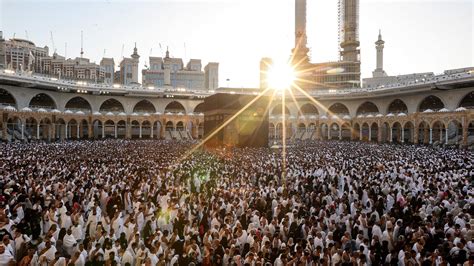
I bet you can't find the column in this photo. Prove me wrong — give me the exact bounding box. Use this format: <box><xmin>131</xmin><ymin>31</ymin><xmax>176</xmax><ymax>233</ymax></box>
<box><xmin>21</xmin><ymin>123</ymin><xmax>24</xmax><ymax>140</ymax></box>
<box><xmin>339</xmin><ymin>126</ymin><xmax>342</xmax><ymax>140</ymax></box>
<box><xmin>102</xmin><ymin>123</ymin><xmax>105</xmax><ymax>138</ymax></box>
<box><xmin>150</xmin><ymin>124</ymin><xmax>154</xmax><ymax>139</ymax></box>
<box><xmin>2</xmin><ymin>121</ymin><xmax>7</xmax><ymax>141</ymax></box>
<box><xmin>462</xmin><ymin>121</ymin><xmax>468</xmax><ymax>147</ymax></box>
<box><xmin>328</xmin><ymin>125</ymin><xmax>331</xmax><ymax>140</ymax></box>
<box><xmin>88</xmin><ymin>125</ymin><xmax>93</xmax><ymax>139</ymax></box>
<box><xmin>139</xmin><ymin>124</ymin><xmax>142</xmax><ymax>138</ymax></box>
<box><xmin>445</xmin><ymin>128</ymin><xmax>448</xmax><ymax>145</ymax></box>
<box><xmin>76</xmin><ymin>124</ymin><xmax>80</xmax><ymax>139</ymax></box>
<box><xmin>315</xmin><ymin>123</ymin><xmax>320</xmax><ymax>140</ymax></box>
<box><xmin>65</xmin><ymin>123</ymin><xmax>68</xmax><ymax>140</ymax></box>
<box><xmin>114</xmin><ymin>124</ymin><xmax>118</xmax><ymax>138</ymax></box>
<box><xmin>359</xmin><ymin>127</ymin><xmax>363</xmax><ymax>141</ymax></box>
<box><xmin>368</xmin><ymin>126</ymin><xmax>372</xmax><ymax>141</ymax></box>
<box><xmin>439</xmin><ymin>128</ymin><xmax>443</xmax><ymax>142</ymax></box>
<box><xmin>36</xmin><ymin>124</ymin><xmax>40</xmax><ymax>140</ymax></box>
<box><xmin>401</xmin><ymin>127</ymin><xmax>405</xmax><ymax>143</ymax></box>
<box><xmin>389</xmin><ymin>127</ymin><xmax>393</xmax><ymax>143</ymax></box>
<box><xmin>429</xmin><ymin>128</ymin><xmax>433</xmax><ymax>144</ymax></box>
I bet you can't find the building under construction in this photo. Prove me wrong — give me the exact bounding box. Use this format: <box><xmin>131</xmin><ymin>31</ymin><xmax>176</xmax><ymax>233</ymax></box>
<box><xmin>261</xmin><ymin>0</ymin><xmax>361</xmax><ymax>91</ymax></box>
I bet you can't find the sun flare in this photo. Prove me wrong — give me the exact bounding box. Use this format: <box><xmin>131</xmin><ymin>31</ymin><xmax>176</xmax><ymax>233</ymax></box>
<box><xmin>267</xmin><ymin>63</ymin><xmax>296</xmax><ymax>90</ymax></box>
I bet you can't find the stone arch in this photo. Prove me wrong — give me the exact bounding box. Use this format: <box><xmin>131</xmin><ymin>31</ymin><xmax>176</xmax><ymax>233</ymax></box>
<box><xmin>133</xmin><ymin>100</ymin><xmax>156</xmax><ymax>114</ymax></box>
<box><xmin>328</xmin><ymin>103</ymin><xmax>349</xmax><ymax>115</ymax></box>
<box><xmin>165</xmin><ymin>101</ymin><xmax>186</xmax><ymax>114</ymax></box>
<box><xmin>0</xmin><ymin>88</ymin><xmax>17</xmax><ymax>108</ymax></box>
<box><xmin>99</xmin><ymin>98</ymin><xmax>125</xmax><ymax>113</ymax></box>
<box><xmin>299</xmin><ymin>103</ymin><xmax>319</xmax><ymax>116</ymax></box>
<box><xmin>92</xmin><ymin>119</ymin><xmax>104</xmax><ymax>139</ymax></box>
<box><xmin>269</xmin><ymin>123</ymin><xmax>276</xmax><ymax>139</ymax></box>
<box><xmin>387</xmin><ymin>99</ymin><xmax>408</xmax><ymax>114</ymax></box>
<box><xmin>467</xmin><ymin>121</ymin><xmax>474</xmax><ymax>146</ymax></box>
<box><xmin>353</xmin><ymin>123</ymin><xmax>361</xmax><ymax>140</ymax></box>
<box><xmin>418</xmin><ymin>95</ymin><xmax>445</xmax><ymax>112</ymax></box>
<box><xmin>271</xmin><ymin>104</ymin><xmax>291</xmax><ymax>116</ymax></box>
<box><xmin>142</xmin><ymin>121</ymin><xmax>152</xmax><ymax>138</ymax></box>
<box><xmin>193</xmin><ymin>103</ymin><xmax>206</xmax><ymax>113</ymax></box>
<box><xmin>165</xmin><ymin>121</ymin><xmax>174</xmax><ymax>131</ymax></box>
<box><xmin>381</xmin><ymin>122</ymin><xmax>390</xmax><ymax>143</ymax></box>
<box><xmin>29</xmin><ymin>93</ymin><xmax>57</xmax><ymax>109</ymax></box>
<box><xmin>341</xmin><ymin>123</ymin><xmax>351</xmax><ymax>140</ymax></box>
<box><xmin>458</xmin><ymin>91</ymin><xmax>474</xmax><ymax>109</ymax></box>
<box><xmin>130</xmin><ymin>120</ymin><xmax>140</xmax><ymax>138</ymax></box>
<box><xmin>446</xmin><ymin>119</ymin><xmax>463</xmax><ymax>145</ymax></box>
<box><xmin>65</xmin><ymin>96</ymin><xmax>92</xmax><ymax>113</ymax></box>
<box><xmin>329</xmin><ymin>123</ymin><xmax>340</xmax><ymax>140</ymax></box>
<box><xmin>80</xmin><ymin>119</ymin><xmax>89</xmax><ymax>139</ymax></box>
<box><xmin>104</xmin><ymin>120</ymin><xmax>115</xmax><ymax>138</ymax></box>
<box><xmin>361</xmin><ymin>122</ymin><xmax>370</xmax><ymax>141</ymax></box>
<box><xmin>176</xmin><ymin>121</ymin><xmax>185</xmax><ymax>131</ymax></box>
<box><xmin>197</xmin><ymin>122</ymin><xmax>204</xmax><ymax>139</ymax></box>
<box><xmin>356</xmin><ymin>102</ymin><xmax>379</xmax><ymax>115</ymax></box>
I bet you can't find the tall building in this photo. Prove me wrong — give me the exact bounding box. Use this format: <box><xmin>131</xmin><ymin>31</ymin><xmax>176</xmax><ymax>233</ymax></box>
<box><xmin>264</xmin><ymin>0</ymin><xmax>362</xmax><ymax>91</ymax></box>
<box><xmin>40</xmin><ymin>53</ymin><xmax>105</xmax><ymax>82</ymax></box>
<box><xmin>119</xmin><ymin>46</ymin><xmax>140</xmax><ymax>85</ymax></box>
<box><xmin>100</xmin><ymin>58</ymin><xmax>115</xmax><ymax>84</ymax></box>
<box><xmin>0</xmin><ymin>31</ymin><xmax>5</xmax><ymax>69</ymax></box>
<box><xmin>142</xmin><ymin>48</ymin><xmax>218</xmax><ymax>91</ymax></box>
<box><xmin>5</xmin><ymin>38</ymin><xmax>49</xmax><ymax>72</ymax></box>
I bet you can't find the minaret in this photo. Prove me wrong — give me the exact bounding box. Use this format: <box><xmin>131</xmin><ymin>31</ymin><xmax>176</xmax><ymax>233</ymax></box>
<box><xmin>372</xmin><ymin>30</ymin><xmax>387</xmax><ymax>77</ymax></box>
<box><xmin>291</xmin><ymin>0</ymin><xmax>310</xmax><ymax>67</ymax></box>
<box><xmin>131</xmin><ymin>43</ymin><xmax>140</xmax><ymax>84</ymax></box>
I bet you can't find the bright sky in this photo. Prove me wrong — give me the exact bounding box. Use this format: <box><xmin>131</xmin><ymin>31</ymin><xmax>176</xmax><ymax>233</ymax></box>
<box><xmin>1</xmin><ymin>0</ymin><xmax>472</xmax><ymax>88</ymax></box>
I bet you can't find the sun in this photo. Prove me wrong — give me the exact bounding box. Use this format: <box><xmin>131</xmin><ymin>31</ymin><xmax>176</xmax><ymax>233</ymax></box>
<box><xmin>267</xmin><ymin>62</ymin><xmax>296</xmax><ymax>91</ymax></box>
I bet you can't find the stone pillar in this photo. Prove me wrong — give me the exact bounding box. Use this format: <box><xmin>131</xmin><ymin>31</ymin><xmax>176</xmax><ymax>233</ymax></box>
<box><xmin>161</xmin><ymin>121</ymin><xmax>166</xmax><ymax>139</ymax></box>
<box><xmin>423</xmin><ymin>127</ymin><xmax>429</xmax><ymax>144</ymax></box>
<box><xmin>359</xmin><ymin>127</ymin><xmax>363</xmax><ymax>141</ymax></box>
<box><xmin>368</xmin><ymin>125</ymin><xmax>372</xmax><ymax>141</ymax></box>
<box><xmin>315</xmin><ymin>123</ymin><xmax>321</xmax><ymax>140</ymax></box>
<box><xmin>328</xmin><ymin>125</ymin><xmax>331</xmax><ymax>140</ymax></box>
<box><xmin>88</xmin><ymin>124</ymin><xmax>93</xmax><ymax>139</ymax></box>
<box><xmin>21</xmin><ymin>123</ymin><xmax>24</xmax><ymax>140</ymax></box>
<box><xmin>36</xmin><ymin>124</ymin><xmax>40</xmax><ymax>140</ymax></box>
<box><xmin>150</xmin><ymin>124</ymin><xmax>154</xmax><ymax>139</ymax></box>
<box><xmin>377</xmin><ymin>125</ymin><xmax>383</xmax><ymax>143</ymax></box>
<box><xmin>429</xmin><ymin>128</ymin><xmax>433</xmax><ymax>144</ymax></box>
<box><xmin>445</xmin><ymin>128</ymin><xmax>448</xmax><ymax>145</ymax></box>
<box><xmin>115</xmin><ymin>124</ymin><xmax>118</xmax><ymax>138</ymax></box>
<box><xmin>139</xmin><ymin>124</ymin><xmax>142</xmax><ymax>138</ymax></box>
<box><xmin>389</xmin><ymin>127</ymin><xmax>393</xmax><ymax>143</ymax></box>
<box><xmin>339</xmin><ymin>126</ymin><xmax>342</xmax><ymax>140</ymax></box>
<box><xmin>401</xmin><ymin>127</ymin><xmax>405</xmax><ymax>143</ymax></box>
<box><xmin>77</xmin><ymin>124</ymin><xmax>80</xmax><ymax>139</ymax></box>
<box><xmin>102</xmin><ymin>123</ymin><xmax>105</xmax><ymax>138</ymax></box>
<box><xmin>413</xmin><ymin>125</ymin><xmax>419</xmax><ymax>144</ymax></box>
<box><xmin>65</xmin><ymin>123</ymin><xmax>68</xmax><ymax>140</ymax></box>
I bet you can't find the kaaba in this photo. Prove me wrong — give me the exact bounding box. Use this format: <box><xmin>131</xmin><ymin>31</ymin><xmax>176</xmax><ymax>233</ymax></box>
<box><xmin>202</xmin><ymin>93</ymin><xmax>270</xmax><ymax>147</ymax></box>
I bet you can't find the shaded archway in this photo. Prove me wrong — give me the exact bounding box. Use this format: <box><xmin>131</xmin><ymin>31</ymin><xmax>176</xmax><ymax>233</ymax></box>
<box><xmin>356</xmin><ymin>102</ymin><xmax>379</xmax><ymax>116</ymax></box>
<box><xmin>133</xmin><ymin>100</ymin><xmax>156</xmax><ymax>114</ymax></box>
<box><xmin>269</xmin><ymin>123</ymin><xmax>275</xmax><ymax>139</ymax></box>
<box><xmin>418</xmin><ymin>95</ymin><xmax>444</xmax><ymax>112</ymax></box>
<box><xmin>154</xmin><ymin>121</ymin><xmax>162</xmax><ymax>139</ymax></box>
<box><xmin>361</xmin><ymin>123</ymin><xmax>370</xmax><ymax>141</ymax></box>
<box><xmin>104</xmin><ymin>120</ymin><xmax>115</xmax><ymax>138</ymax></box>
<box><xmin>80</xmin><ymin>119</ymin><xmax>89</xmax><ymax>139</ymax></box>
<box><xmin>165</xmin><ymin>121</ymin><xmax>174</xmax><ymax>140</ymax></box>
<box><xmin>100</xmin><ymin>99</ymin><xmax>125</xmax><ymax>113</ymax></box>
<box><xmin>65</xmin><ymin>97</ymin><xmax>92</xmax><ymax>113</ymax></box>
<box><xmin>418</xmin><ymin>121</ymin><xmax>430</xmax><ymax>144</ymax></box>
<box><xmin>370</xmin><ymin>122</ymin><xmax>378</xmax><ymax>142</ymax></box>
<box><xmin>297</xmin><ymin>123</ymin><xmax>306</xmax><ymax>139</ymax></box>
<box><xmin>165</xmin><ymin>101</ymin><xmax>186</xmax><ymax>114</ymax></box>
<box><xmin>6</xmin><ymin>117</ymin><xmax>22</xmax><ymax>141</ymax></box>
<box><xmin>117</xmin><ymin>120</ymin><xmax>126</xmax><ymax>138</ymax></box>
<box><xmin>92</xmin><ymin>120</ymin><xmax>103</xmax><ymax>139</ymax></box>
<box><xmin>328</xmin><ymin>103</ymin><xmax>349</xmax><ymax>115</ymax></box>
<box><xmin>353</xmin><ymin>123</ymin><xmax>361</xmax><ymax>141</ymax></box>
<box><xmin>341</xmin><ymin>123</ymin><xmax>351</xmax><ymax>140</ymax></box>
<box><xmin>131</xmin><ymin>120</ymin><xmax>140</xmax><ymax>138</ymax></box>
<box><xmin>55</xmin><ymin>118</ymin><xmax>66</xmax><ymax>140</ymax></box>
<box><xmin>381</xmin><ymin>122</ymin><xmax>390</xmax><ymax>143</ymax></box>
<box><xmin>299</xmin><ymin>103</ymin><xmax>319</xmax><ymax>116</ymax></box>
<box><xmin>194</xmin><ymin>103</ymin><xmax>205</xmax><ymax>114</ymax></box>
<box><xmin>458</xmin><ymin>91</ymin><xmax>474</xmax><ymax>109</ymax></box>
<box><xmin>446</xmin><ymin>120</ymin><xmax>462</xmax><ymax>145</ymax></box>
<box><xmin>271</xmin><ymin>104</ymin><xmax>291</xmax><ymax>116</ymax></box>
<box><xmin>39</xmin><ymin>118</ymin><xmax>53</xmax><ymax>141</ymax></box>
<box><xmin>0</xmin><ymin>88</ymin><xmax>17</xmax><ymax>108</ymax></box>
<box><xmin>67</xmin><ymin>119</ymin><xmax>79</xmax><ymax>139</ymax></box>
<box><xmin>391</xmin><ymin>122</ymin><xmax>402</xmax><ymax>143</ymax></box>
<box><xmin>329</xmin><ymin>123</ymin><xmax>340</xmax><ymax>140</ymax></box>
<box><xmin>198</xmin><ymin>122</ymin><xmax>204</xmax><ymax>139</ymax></box>
<box><xmin>403</xmin><ymin>121</ymin><xmax>415</xmax><ymax>143</ymax></box>
<box><xmin>29</xmin><ymin>93</ymin><xmax>56</xmax><ymax>109</ymax></box>
<box><xmin>432</xmin><ymin>121</ymin><xmax>445</xmax><ymax>145</ymax></box>
<box><xmin>467</xmin><ymin>121</ymin><xmax>474</xmax><ymax>146</ymax></box>
<box><xmin>387</xmin><ymin>99</ymin><xmax>408</xmax><ymax>114</ymax></box>
<box><xmin>142</xmin><ymin>121</ymin><xmax>152</xmax><ymax>138</ymax></box>
<box><xmin>25</xmin><ymin>117</ymin><xmax>38</xmax><ymax>141</ymax></box>
<box><xmin>276</xmin><ymin>123</ymin><xmax>283</xmax><ymax>139</ymax></box>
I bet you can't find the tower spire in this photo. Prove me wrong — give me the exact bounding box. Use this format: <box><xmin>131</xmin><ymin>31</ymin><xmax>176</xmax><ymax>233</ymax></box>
<box><xmin>80</xmin><ymin>30</ymin><xmax>84</xmax><ymax>58</ymax></box>
<box><xmin>373</xmin><ymin>30</ymin><xmax>387</xmax><ymax>78</ymax></box>
<box><xmin>291</xmin><ymin>0</ymin><xmax>310</xmax><ymax>67</ymax></box>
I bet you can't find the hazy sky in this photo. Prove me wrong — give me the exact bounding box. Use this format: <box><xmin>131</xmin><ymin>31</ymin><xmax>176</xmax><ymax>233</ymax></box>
<box><xmin>1</xmin><ymin>0</ymin><xmax>472</xmax><ymax>88</ymax></box>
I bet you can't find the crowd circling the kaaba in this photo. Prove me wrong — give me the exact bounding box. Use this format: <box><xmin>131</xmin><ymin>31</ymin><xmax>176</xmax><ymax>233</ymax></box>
<box><xmin>0</xmin><ymin>139</ymin><xmax>472</xmax><ymax>265</ymax></box>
